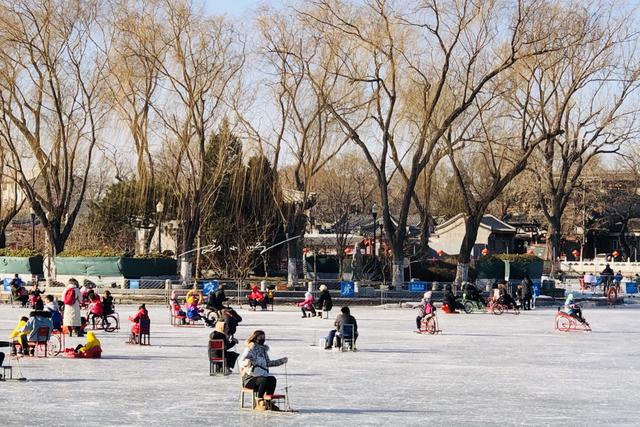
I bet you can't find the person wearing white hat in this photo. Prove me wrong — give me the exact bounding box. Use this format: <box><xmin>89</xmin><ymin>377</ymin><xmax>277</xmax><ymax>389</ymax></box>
<box><xmin>416</xmin><ymin>291</ymin><xmax>435</xmax><ymax>330</ymax></box>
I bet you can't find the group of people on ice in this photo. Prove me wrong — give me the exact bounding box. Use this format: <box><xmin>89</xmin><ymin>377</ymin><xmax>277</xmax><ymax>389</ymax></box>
<box><xmin>297</xmin><ymin>284</ymin><xmax>333</xmax><ymax>318</ymax></box>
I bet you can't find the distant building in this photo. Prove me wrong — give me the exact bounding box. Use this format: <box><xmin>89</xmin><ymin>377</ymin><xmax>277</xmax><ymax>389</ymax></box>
<box><xmin>428</xmin><ymin>214</ymin><xmax>516</xmax><ymax>256</ymax></box>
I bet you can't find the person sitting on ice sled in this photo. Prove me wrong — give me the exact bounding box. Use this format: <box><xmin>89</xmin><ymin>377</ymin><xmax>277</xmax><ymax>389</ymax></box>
<box><xmin>562</xmin><ymin>293</ymin><xmax>589</xmax><ymax>325</ymax></box>
<box><xmin>297</xmin><ymin>292</ymin><xmax>316</xmax><ymax>317</ymax></box>
<box><xmin>324</xmin><ymin>306</ymin><xmax>358</xmax><ymax>349</ymax></box>
<box><xmin>129</xmin><ymin>304</ymin><xmax>150</xmax><ymax>343</ymax></box>
<box><xmin>70</xmin><ymin>331</ymin><xmax>102</xmax><ymax>358</ymax></box>
<box><xmin>498</xmin><ymin>285</ymin><xmax>519</xmax><ymax>310</ymax></box>
<box><xmin>240</xmin><ymin>330</ymin><xmax>288</xmax><ymax>411</ymax></box>
<box><xmin>464</xmin><ymin>282</ymin><xmax>486</xmax><ymax>307</ymax></box>
<box><xmin>170</xmin><ymin>297</ymin><xmax>187</xmax><ymax>325</ymax></box>
<box><xmin>442</xmin><ymin>284</ymin><xmax>464</xmax><ymax>313</ymax></box>
<box><xmin>415</xmin><ymin>291</ymin><xmax>436</xmax><ymax>330</ymax></box>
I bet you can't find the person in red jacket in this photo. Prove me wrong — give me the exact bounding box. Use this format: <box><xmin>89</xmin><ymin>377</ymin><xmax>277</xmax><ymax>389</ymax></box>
<box><xmin>247</xmin><ymin>285</ymin><xmax>267</xmax><ymax>311</ymax></box>
<box><xmin>128</xmin><ymin>304</ymin><xmax>150</xmax><ymax>343</ymax></box>
<box><xmin>88</xmin><ymin>294</ymin><xmax>104</xmax><ymax>329</ymax></box>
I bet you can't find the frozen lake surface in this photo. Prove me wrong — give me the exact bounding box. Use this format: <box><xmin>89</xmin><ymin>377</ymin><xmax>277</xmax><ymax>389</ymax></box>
<box><xmin>1</xmin><ymin>303</ymin><xmax>639</xmax><ymax>426</ymax></box>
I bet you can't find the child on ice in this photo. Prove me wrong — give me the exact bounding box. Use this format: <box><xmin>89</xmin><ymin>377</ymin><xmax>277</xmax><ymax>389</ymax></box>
<box><xmin>416</xmin><ymin>291</ymin><xmax>436</xmax><ymax>330</ymax></box>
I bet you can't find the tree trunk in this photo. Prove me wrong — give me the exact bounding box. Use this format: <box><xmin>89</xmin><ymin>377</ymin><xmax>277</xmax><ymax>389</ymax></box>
<box><xmin>418</xmin><ymin>213</ymin><xmax>431</xmax><ymax>258</ymax></box>
<box><xmin>391</xmin><ymin>259</ymin><xmax>404</xmax><ymax>289</ymax></box>
<box><xmin>180</xmin><ymin>254</ymin><xmax>193</xmax><ymax>284</ymax></box>
<box><xmin>619</xmin><ymin>220</ymin><xmax>631</xmax><ymax>260</ymax></box>
<box><xmin>546</xmin><ymin>218</ymin><xmax>562</xmax><ymax>262</ymax></box>
<box><xmin>287</xmin><ymin>256</ymin><xmax>298</xmax><ymax>287</ymax></box>
<box><xmin>390</xmin><ymin>240</ymin><xmax>405</xmax><ymax>288</ymax></box>
<box><xmin>455</xmin><ymin>215</ymin><xmax>483</xmax><ymax>285</ymax></box>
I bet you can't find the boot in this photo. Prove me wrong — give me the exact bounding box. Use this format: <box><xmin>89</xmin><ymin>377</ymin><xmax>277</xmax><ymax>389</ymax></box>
<box><xmin>255</xmin><ymin>399</ymin><xmax>268</xmax><ymax>411</ymax></box>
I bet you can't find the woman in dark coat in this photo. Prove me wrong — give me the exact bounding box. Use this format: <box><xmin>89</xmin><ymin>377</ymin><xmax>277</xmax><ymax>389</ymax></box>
<box><xmin>316</xmin><ymin>285</ymin><xmax>333</xmax><ymax>314</ymax></box>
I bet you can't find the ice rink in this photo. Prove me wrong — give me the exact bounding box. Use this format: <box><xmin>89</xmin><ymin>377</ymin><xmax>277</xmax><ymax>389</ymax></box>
<box><xmin>1</xmin><ymin>303</ymin><xmax>639</xmax><ymax>426</ymax></box>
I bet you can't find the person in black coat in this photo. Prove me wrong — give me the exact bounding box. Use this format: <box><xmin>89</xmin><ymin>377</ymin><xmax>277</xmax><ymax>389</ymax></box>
<box><xmin>209</xmin><ymin>322</ymin><xmax>239</xmax><ymax>372</ymax></box>
<box><xmin>102</xmin><ymin>290</ymin><xmax>115</xmax><ymax>315</ymax></box>
<box><xmin>324</xmin><ymin>306</ymin><xmax>358</xmax><ymax>349</ymax></box>
<box><xmin>464</xmin><ymin>282</ymin><xmax>485</xmax><ymax>307</ymax></box>
<box><xmin>444</xmin><ymin>285</ymin><xmax>463</xmax><ymax>313</ymax></box>
<box><xmin>219</xmin><ymin>307</ymin><xmax>243</xmax><ymax>338</ymax></box>
<box><xmin>316</xmin><ymin>284</ymin><xmax>333</xmax><ymax>314</ymax></box>
<box><xmin>521</xmin><ymin>275</ymin><xmax>533</xmax><ymax>310</ymax></box>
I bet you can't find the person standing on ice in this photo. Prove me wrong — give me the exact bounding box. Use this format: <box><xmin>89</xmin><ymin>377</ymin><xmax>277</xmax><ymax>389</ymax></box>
<box><xmin>316</xmin><ymin>284</ymin><xmax>333</xmax><ymax>316</ymax></box>
<box><xmin>240</xmin><ymin>330</ymin><xmax>288</xmax><ymax>411</ymax></box>
<box><xmin>63</xmin><ymin>278</ymin><xmax>83</xmax><ymax>337</ymax></box>
<box><xmin>415</xmin><ymin>291</ymin><xmax>435</xmax><ymax>330</ymax></box>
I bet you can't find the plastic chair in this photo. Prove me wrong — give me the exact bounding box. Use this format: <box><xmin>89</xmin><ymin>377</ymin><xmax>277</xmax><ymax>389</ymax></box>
<box><xmin>136</xmin><ymin>318</ymin><xmax>151</xmax><ymax>345</ymax></box>
<box><xmin>28</xmin><ymin>326</ymin><xmax>51</xmax><ymax>357</ymax></box>
<box><xmin>339</xmin><ymin>324</ymin><xmax>355</xmax><ymax>352</ymax></box>
<box><xmin>239</xmin><ymin>376</ymin><xmax>286</xmax><ymax>410</ymax></box>
<box><xmin>239</xmin><ymin>373</ymin><xmax>257</xmax><ymax>410</ymax></box>
<box><xmin>209</xmin><ymin>339</ymin><xmax>226</xmax><ymax>375</ymax></box>
<box><xmin>1</xmin><ymin>365</ymin><xmax>12</xmax><ymax>380</ymax></box>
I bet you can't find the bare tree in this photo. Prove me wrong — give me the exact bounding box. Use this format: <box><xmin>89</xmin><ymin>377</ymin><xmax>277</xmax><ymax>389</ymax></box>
<box><xmin>105</xmin><ymin>0</ymin><xmax>165</xmax><ymax>253</ymax></box>
<box><xmin>0</xmin><ymin>150</ymin><xmax>25</xmax><ymax>247</ymax></box>
<box><xmin>530</xmin><ymin>5</ymin><xmax>640</xmax><ymax>261</ymax></box>
<box><xmin>246</xmin><ymin>8</ymin><xmax>351</xmax><ymax>286</ymax></box>
<box><xmin>0</xmin><ymin>0</ymin><xmax>109</xmax><ymax>258</ymax></box>
<box><xmin>445</xmin><ymin>62</ymin><xmax>563</xmax><ymax>282</ymax></box>
<box><xmin>297</xmin><ymin>0</ymin><xmax>565</xmax><ymax>287</ymax></box>
<box><xmin>313</xmin><ymin>154</ymin><xmax>375</xmax><ymax>279</ymax></box>
<box><xmin>153</xmin><ymin>1</ymin><xmax>244</xmax><ymax>281</ymax></box>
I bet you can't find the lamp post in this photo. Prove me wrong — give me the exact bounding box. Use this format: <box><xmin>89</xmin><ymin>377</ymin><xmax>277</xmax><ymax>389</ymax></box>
<box><xmin>156</xmin><ymin>201</ymin><xmax>164</xmax><ymax>253</ymax></box>
<box><xmin>29</xmin><ymin>208</ymin><xmax>35</xmax><ymax>250</ymax></box>
<box><xmin>371</xmin><ymin>203</ymin><xmax>378</xmax><ymax>257</ymax></box>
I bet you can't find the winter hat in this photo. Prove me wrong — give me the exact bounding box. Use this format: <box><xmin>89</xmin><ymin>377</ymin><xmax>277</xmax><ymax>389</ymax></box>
<box><xmin>319</xmin><ymin>284</ymin><xmax>328</xmax><ymax>292</ymax></box>
<box><xmin>567</xmin><ymin>293</ymin><xmax>575</xmax><ymax>301</ymax></box>
<box><xmin>424</xmin><ymin>291</ymin><xmax>432</xmax><ymax>300</ymax></box>
<box><xmin>305</xmin><ymin>292</ymin><xmax>312</xmax><ymax>298</ymax></box>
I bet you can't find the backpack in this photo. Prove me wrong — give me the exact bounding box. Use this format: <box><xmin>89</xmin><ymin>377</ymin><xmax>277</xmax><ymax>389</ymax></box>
<box><xmin>63</xmin><ymin>288</ymin><xmax>76</xmax><ymax>305</ymax></box>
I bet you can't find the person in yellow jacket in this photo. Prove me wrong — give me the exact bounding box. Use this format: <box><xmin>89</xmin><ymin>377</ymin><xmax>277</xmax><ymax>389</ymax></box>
<box><xmin>185</xmin><ymin>287</ymin><xmax>203</xmax><ymax>307</ymax></box>
<box><xmin>9</xmin><ymin>316</ymin><xmax>29</xmax><ymax>355</ymax></box>
<box><xmin>74</xmin><ymin>331</ymin><xmax>102</xmax><ymax>358</ymax></box>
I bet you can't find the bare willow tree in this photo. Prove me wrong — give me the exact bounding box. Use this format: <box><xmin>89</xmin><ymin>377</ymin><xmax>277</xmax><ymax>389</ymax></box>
<box><xmin>297</xmin><ymin>0</ymin><xmax>564</xmax><ymax>287</ymax></box>
<box><xmin>0</xmin><ymin>0</ymin><xmax>108</xmax><ymax>257</ymax></box>
<box><xmin>0</xmin><ymin>151</ymin><xmax>25</xmax><ymax>247</ymax></box>
<box><xmin>445</xmin><ymin>63</ymin><xmax>564</xmax><ymax>282</ymax></box>
<box><xmin>105</xmin><ymin>0</ymin><xmax>165</xmax><ymax>252</ymax></box>
<box><xmin>153</xmin><ymin>1</ymin><xmax>244</xmax><ymax>281</ymax></box>
<box><xmin>247</xmin><ymin>8</ymin><xmax>350</xmax><ymax>286</ymax></box>
<box><xmin>313</xmin><ymin>153</ymin><xmax>376</xmax><ymax>279</ymax></box>
<box><xmin>530</xmin><ymin>4</ymin><xmax>640</xmax><ymax>261</ymax></box>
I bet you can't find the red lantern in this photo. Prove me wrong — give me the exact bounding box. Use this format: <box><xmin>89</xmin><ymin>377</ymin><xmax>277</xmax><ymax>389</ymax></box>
<box><xmin>481</xmin><ymin>248</ymin><xmax>489</xmax><ymax>256</ymax></box>
<box><xmin>437</xmin><ymin>249</ymin><xmax>445</xmax><ymax>256</ymax></box>
<box><xmin>612</xmin><ymin>250</ymin><xmax>620</xmax><ymax>258</ymax></box>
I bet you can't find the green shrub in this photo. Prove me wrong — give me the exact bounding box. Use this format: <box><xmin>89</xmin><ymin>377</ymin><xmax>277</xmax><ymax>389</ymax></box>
<box><xmin>0</xmin><ymin>248</ymin><xmax>42</xmax><ymax>257</ymax></box>
<box><xmin>57</xmin><ymin>249</ymin><xmax>123</xmax><ymax>257</ymax></box>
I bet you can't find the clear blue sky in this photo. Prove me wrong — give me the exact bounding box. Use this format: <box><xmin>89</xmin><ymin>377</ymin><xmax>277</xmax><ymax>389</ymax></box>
<box><xmin>204</xmin><ymin>0</ymin><xmax>279</xmax><ymax>16</ymax></box>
